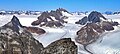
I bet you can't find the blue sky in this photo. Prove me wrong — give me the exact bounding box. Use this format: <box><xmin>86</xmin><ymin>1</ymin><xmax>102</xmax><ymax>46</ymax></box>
<box><xmin>0</xmin><ymin>0</ymin><xmax>120</xmax><ymax>12</ymax></box>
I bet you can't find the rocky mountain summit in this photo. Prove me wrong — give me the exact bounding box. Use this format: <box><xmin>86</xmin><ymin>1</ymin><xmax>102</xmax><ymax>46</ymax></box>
<box><xmin>31</xmin><ymin>8</ymin><xmax>71</xmax><ymax>27</ymax></box>
<box><xmin>0</xmin><ymin>16</ymin><xmax>77</xmax><ymax>54</ymax></box>
<box><xmin>0</xmin><ymin>16</ymin><xmax>44</xmax><ymax>54</ymax></box>
<box><xmin>2</xmin><ymin>15</ymin><xmax>46</xmax><ymax>35</ymax></box>
<box><xmin>41</xmin><ymin>38</ymin><xmax>77</xmax><ymax>54</ymax></box>
<box><xmin>75</xmin><ymin>11</ymin><xmax>119</xmax><ymax>54</ymax></box>
<box><xmin>75</xmin><ymin>11</ymin><xmax>107</xmax><ymax>25</ymax></box>
<box><xmin>2</xmin><ymin>16</ymin><xmax>23</xmax><ymax>34</ymax></box>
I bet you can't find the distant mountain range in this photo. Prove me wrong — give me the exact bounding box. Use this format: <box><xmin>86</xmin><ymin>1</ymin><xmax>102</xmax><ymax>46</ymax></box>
<box><xmin>0</xmin><ymin>9</ymin><xmax>120</xmax><ymax>15</ymax></box>
<box><xmin>0</xmin><ymin>10</ymin><xmax>42</xmax><ymax>15</ymax></box>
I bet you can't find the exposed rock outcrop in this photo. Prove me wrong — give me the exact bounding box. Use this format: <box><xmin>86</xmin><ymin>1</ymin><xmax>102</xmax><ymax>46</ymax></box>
<box><xmin>75</xmin><ymin>11</ymin><xmax>107</xmax><ymax>25</ymax></box>
<box><xmin>56</xmin><ymin>8</ymin><xmax>70</xmax><ymax>14</ymax></box>
<box><xmin>88</xmin><ymin>11</ymin><xmax>107</xmax><ymax>23</ymax></box>
<box><xmin>3</xmin><ymin>15</ymin><xmax>23</xmax><ymax>34</ymax></box>
<box><xmin>0</xmin><ymin>16</ymin><xmax>77</xmax><ymax>54</ymax></box>
<box><xmin>41</xmin><ymin>38</ymin><xmax>78</xmax><ymax>54</ymax></box>
<box><xmin>25</xmin><ymin>27</ymin><xmax>46</xmax><ymax>35</ymax></box>
<box><xmin>75</xmin><ymin>16</ymin><xmax>87</xmax><ymax>25</ymax></box>
<box><xmin>75</xmin><ymin>11</ymin><xmax>119</xmax><ymax>54</ymax></box>
<box><xmin>7</xmin><ymin>16</ymin><xmax>46</xmax><ymax>35</ymax></box>
<box><xmin>76</xmin><ymin>23</ymin><xmax>104</xmax><ymax>54</ymax></box>
<box><xmin>31</xmin><ymin>8</ymin><xmax>70</xmax><ymax>27</ymax></box>
<box><xmin>45</xmin><ymin>21</ymin><xmax>63</xmax><ymax>27</ymax></box>
<box><xmin>76</xmin><ymin>23</ymin><xmax>104</xmax><ymax>45</ymax></box>
<box><xmin>0</xmin><ymin>16</ymin><xmax>44</xmax><ymax>54</ymax></box>
<box><xmin>76</xmin><ymin>21</ymin><xmax>119</xmax><ymax>46</ymax></box>
<box><xmin>101</xmin><ymin>21</ymin><xmax>114</xmax><ymax>31</ymax></box>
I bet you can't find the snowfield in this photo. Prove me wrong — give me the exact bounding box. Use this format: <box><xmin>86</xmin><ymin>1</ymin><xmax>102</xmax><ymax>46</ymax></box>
<box><xmin>0</xmin><ymin>15</ymin><xmax>13</xmax><ymax>27</ymax></box>
<box><xmin>0</xmin><ymin>14</ymin><xmax>120</xmax><ymax>54</ymax></box>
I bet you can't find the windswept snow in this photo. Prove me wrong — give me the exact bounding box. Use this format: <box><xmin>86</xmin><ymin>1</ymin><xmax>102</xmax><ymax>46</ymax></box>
<box><xmin>34</xmin><ymin>28</ymin><xmax>66</xmax><ymax>47</ymax></box>
<box><xmin>50</xmin><ymin>16</ymin><xmax>58</xmax><ymax>21</ymax></box>
<box><xmin>88</xmin><ymin>27</ymin><xmax>120</xmax><ymax>54</ymax></box>
<box><xmin>61</xmin><ymin>11</ymin><xmax>72</xmax><ymax>16</ymax></box>
<box><xmin>0</xmin><ymin>15</ymin><xmax>13</xmax><ymax>27</ymax></box>
<box><xmin>0</xmin><ymin>14</ymin><xmax>120</xmax><ymax>54</ymax></box>
<box><xmin>17</xmin><ymin>15</ymin><xmax>39</xmax><ymax>26</ymax></box>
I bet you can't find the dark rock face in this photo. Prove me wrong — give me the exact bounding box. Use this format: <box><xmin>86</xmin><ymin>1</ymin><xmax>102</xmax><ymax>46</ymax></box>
<box><xmin>25</xmin><ymin>27</ymin><xmax>46</xmax><ymax>35</ymax></box>
<box><xmin>50</xmin><ymin>10</ymin><xmax>62</xmax><ymax>19</ymax></box>
<box><xmin>76</xmin><ymin>21</ymin><xmax>118</xmax><ymax>45</ymax></box>
<box><xmin>31</xmin><ymin>11</ymin><xmax>64</xmax><ymax>27</ymax></box>
<box><xmin>31</xmin><ymin>20</ymin><xmax>41</xmax><ymax>26</ymax></box>
<box><xmin>89</xmin><ymin>23</ymin><xmax>104</xmax><ymax>33</ymax></box>
<box><xmin>75</xmin><ymin>11</ymin><xmax>107</xmax><ymax>25</ymax></box>
<box><xmin>75</xmin><ymin>20</ymin><xmax>119</xmax><ymax>53</ymax></box>
<box><xmin>75</xmin><ymin>11</ymin><xmax>119</xmax><ymax>44</ymax></box>
<box><xmin>45</xmin><ymin>21</ymin><xmax>63</xmax><ymax>27</ymax></box>
<box><xmin>0</xmin><ymin>16</ymin><xmax>44</xmax><ymax>54</ymax></box>
<box><xmin>102</xmin><ymin>21</ymin><xmax>114</xmax><ymax>31</ymax></box>
<box><xmin>75</xmin><ymin>23</ymin><xmax>105</xmax><ymax>54</ymax></box>
<box><xmin>42</xmin><ymin>38</ymin><xmax>78</xmax><ymax>54</ymax></box>
<box><xmin>11</xmin><ymin>16</ymin><xmax>23</xmax><ymax>27</ymax></box>
<box><xmin>3</xmin><ymin>15</ymin><xmax>23</xmax><ymax>33</ymax></box>
<box><xmin>88</xmin><ymin>11</ymin><xmax>107</xmax><ymax>23</ymax></box>
<box><xmin>4</xmin><ymin>16</ymin><xmax>46</xmax><ymax>35</ymax></box>
<box><xmin>0</xmin><ymin>16</ymin><xmax>77</xmax><ymax>54</ymax></box>
<box><xmin>0</xmin><ymin>29</ymin><xmax>44</xmax><ymax>54</ymax></box>
<box><xmin>38</xmin><ymin>11</ymin><xmax>51</xmax><ymax>20</ymax></box>
<box><xmin>31</xmin><ymin>8</ymin><xmax>70</xmax><ymax>27</ymax></box>
<box><xmin>75</xmin><ymin>16</ymin><xmax>88</xmax><ymax>25</ymax></box>
<box><xmin>56</xmin><ymin>8</ymin><xmax>70</xmax><ymax>14</ymax></box>
<box><xmin>111</xmin><ymin>21</ymin><xmax>119</xmax><ymax>26</ymax></box>
<box><xmin>76</xmin><ymin>23</ymin><xmax>103</xmax><ymax>45</ymax></box>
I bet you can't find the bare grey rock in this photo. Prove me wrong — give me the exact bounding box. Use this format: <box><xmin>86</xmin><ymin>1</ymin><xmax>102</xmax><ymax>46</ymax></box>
<box><xmin>75</xmin><ymin>11</ymin><xmax>107</xmax><ymax>25</ymax></box>
<box><xmin>0</xmin><ymin>16</ymin><xmax>77</xmax><ymax>54</ymax></box>
<box><xmin>31</xmin><ymin>8</ymin><xmax>70</xmax><ymax>27</ymax></box>
<box><xmin>41</xmin><ymin>38</ymin><xmax>78</xmax><ymax>54</ymax></box>
<box><xmin>0</xmin><ymin>16</ymin><xmax>44</xmax><ymax>54</ymax></box>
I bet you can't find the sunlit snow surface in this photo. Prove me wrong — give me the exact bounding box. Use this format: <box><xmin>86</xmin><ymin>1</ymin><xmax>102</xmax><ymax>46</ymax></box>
<box><xmin>0</xmin><ymin>15</ymin><xmax>13</xmax><ymax>27</ymax></box>
<box><xmin>0</xmin><ymin>14</ymin><xmax>120</xmax><ymax>54</ymax></box>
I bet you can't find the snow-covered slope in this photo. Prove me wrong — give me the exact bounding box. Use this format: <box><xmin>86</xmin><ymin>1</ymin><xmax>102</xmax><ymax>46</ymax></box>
<box><xmin>0</xmin><ymin>15</ymin><xmax>13</xmax><ymax>27</ymax></box>
<box><xmin>0</xmin><ymin>14</ymin><xmax>120</xmax><ymax>54</ymax></box>
<box><xmin>61</xmin><ymin>11</ymin><xmax>72</xmax><ymax>16</ymax></box>
<box><xmin>88</xmin><ymin>26</ymin><xmax>120</xmax><ymax>54</ymax></box>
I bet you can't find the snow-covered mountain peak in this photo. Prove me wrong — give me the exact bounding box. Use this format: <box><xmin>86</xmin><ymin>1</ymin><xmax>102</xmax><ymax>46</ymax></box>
<box><xmin>75</xmin><ymin>11</ymin><xmax>109</xmax><ymax>25</ymax></box>
<box><xmin>56</xmin><ymin>8</ymin><xmax>72</xmax><ymax>16</ymax></box>
<box><xmin>31</xmin><ymin>8</ymin><xmax>70</xmax><ymax>27</ymax></box>
<box><xmin>88</xmin><ymin>11</ymin><xmax>107</xmax><ymax>22</ymax></box>
<box><xmin>75</xmin><ymin>11</ymin><xmax>120</xmax><ymax>54</ymax></box>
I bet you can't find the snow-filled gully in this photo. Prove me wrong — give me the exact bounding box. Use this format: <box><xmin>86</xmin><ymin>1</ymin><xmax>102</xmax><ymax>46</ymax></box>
<box><xmin>33</xmin><ymin>23</ymin><xmax>77</xmax><ymax>47</ymax></box>
<box><xmin>87</xmin><ymin>26</ymin><xmax>120</xmax><ymax>54</ymax></box>
<box><xmin>34</xmin><ymin>28</ymin><xmax>68</xmax><ymax>47</ymax></box>
<box><xmin>1</xmin><ymin>15</ymin><xmax>120</xmax><ymax>54</ymax></box>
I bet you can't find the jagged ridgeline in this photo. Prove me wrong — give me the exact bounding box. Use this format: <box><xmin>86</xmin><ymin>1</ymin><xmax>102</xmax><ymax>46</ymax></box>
<box><xmin>31</xmin><ymin>8</ymin><xmax>72</xmax><ymax>27</ymax></box>
<box><xmin>75</xmin><ymin>11</ymin><xmax>107</xmax><ymax>25</ymax></box>
<box><xmin>0</xmin><ymin>16</ymin><xmax>77</xmax><ymax>54</ymax></box>
<box><xmin>75</xmin><ymin>11</ymin><xmax>119</xmax><ymax>54</ymax></box>
<box><xmin>0</xmin><ymin>16</ymin><xmax>44</xmax><ymax>54</ymax></box>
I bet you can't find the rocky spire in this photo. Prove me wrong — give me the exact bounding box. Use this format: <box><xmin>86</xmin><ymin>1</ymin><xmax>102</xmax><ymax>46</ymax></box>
<box><xmin>88</xmin><ymin>11</ymin><xmax>107</xmax><ymax>23</ymax></box>
<box><xmin>75</xmin><ymin>11</ymin><xmax>107</xmax><ymax>25</ymax></box>
<box><xmin>2</xmin><ymin>15</ymin><xmax>23</xmax><ymax>33</ymax></box>
<box><xmin>11</xmin><ymin>15</ymin><xmax>23</xmax><ymax>27</ymax></box>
